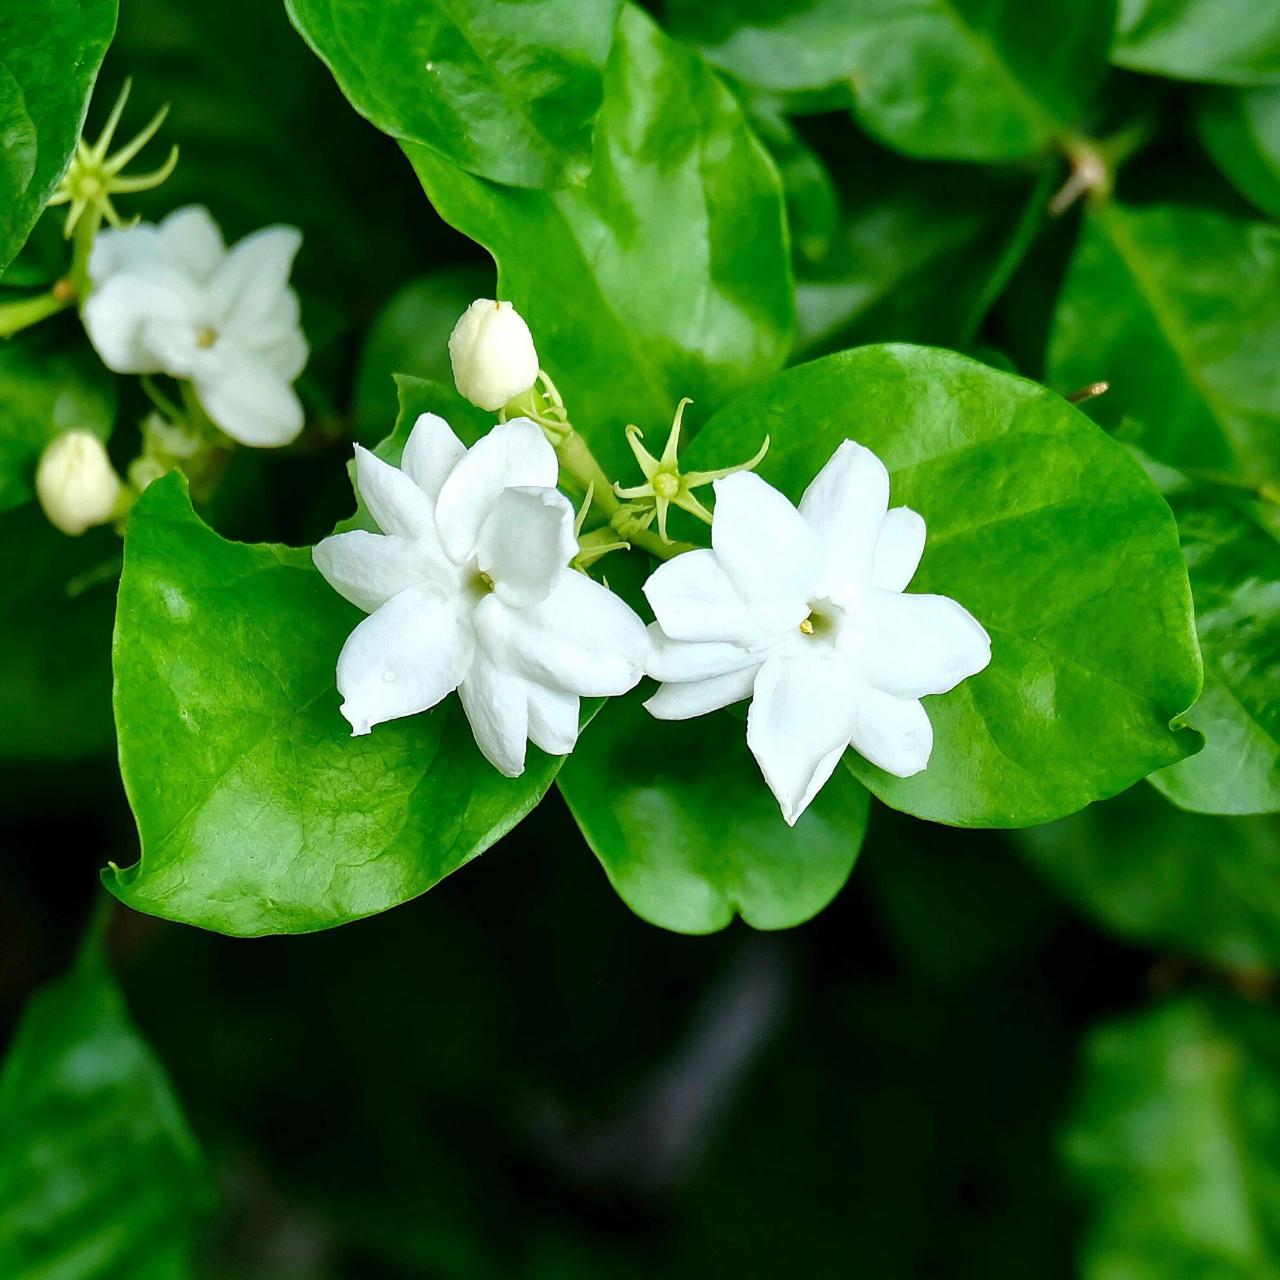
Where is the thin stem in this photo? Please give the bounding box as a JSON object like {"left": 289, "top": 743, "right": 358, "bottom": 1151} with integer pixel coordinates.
{"left": 0, "top": 288, "right": 73, "bottom": 338}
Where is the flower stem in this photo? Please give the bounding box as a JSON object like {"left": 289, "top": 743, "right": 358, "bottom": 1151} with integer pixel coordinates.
{"left": 0, "top": 286, "right": 74, "bottom": 338}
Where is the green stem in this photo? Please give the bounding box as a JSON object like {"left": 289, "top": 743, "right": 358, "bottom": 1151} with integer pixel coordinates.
{"left": 0, "top": 287, "right": 73, "bottom": 338}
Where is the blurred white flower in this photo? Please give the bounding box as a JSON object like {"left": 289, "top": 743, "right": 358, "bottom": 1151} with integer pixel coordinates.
{"left": 643, "top": 441, "right": 991, "bottom": 825}
{"left": 313, "top": 414, "right": 648, "bottom": 775}
{"left": 449, "top": 298, "right": 539, "bottom": 412}
{"left": 83, "top": 206, "right": 308, "bottom": 447}
{"left": 35, "top": 431, "right": 123, "bottom": 536}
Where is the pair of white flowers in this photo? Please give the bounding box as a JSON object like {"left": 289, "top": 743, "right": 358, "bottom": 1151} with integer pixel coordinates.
{"left": 314, "top": 414, "right": 990, "bottom": 825}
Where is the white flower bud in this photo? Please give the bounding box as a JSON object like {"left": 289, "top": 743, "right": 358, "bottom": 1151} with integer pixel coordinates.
{"left": 448, "top": 299, "right": 539, "bottom": 412}
{"left": 35, "top": 431, "right": 123, "bottom": 536}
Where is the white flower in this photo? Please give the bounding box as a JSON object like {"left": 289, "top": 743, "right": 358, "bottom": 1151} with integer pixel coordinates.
{"left": 642, "top": 441, "right": 991, "bottom": 825}
{"left": 35, "top": 431, "right": 123, "bottom": 536}
{"left": 83, "top": 206, "right": 308, "bottom": 448}
{"left": 313, "top": 414, "right": 648, "bottom": 775}
{"left": 448, "top": 299, "right": 539, "bottom": 412}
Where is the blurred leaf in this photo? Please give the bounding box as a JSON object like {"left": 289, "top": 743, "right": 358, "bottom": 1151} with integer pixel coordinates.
{"left": 0, "top": 942, "right": 212, "bottom": 1278}
{"left": 0, "top": 0, "right": 116, "bottom": 273}
{"left": 745, "top": 106, "right": 839, "bottom": 265}
{"left": 0, "top": 318, "right": 116, "bottom": 514}
{"left": 1151, "top": 491, "right": 1280, "bottom": 815}
{"left": 107, "top": 474, "right": 567, "bottom": 936}
{"left": 286, "top": 0, "right": 621, "bottom": 189}
{"left": 1019, "top": 785, "right": 1280, "bottom": 971}
{"left": 408, "top": 4, "right": 793, "bottom": 476}
{"left": 353, "top": 264, "right": 490, "bottom": 444}
{"left": 1113, "top": 0, "right": 1280, "bottom": 86}
{"left": 1066, "top": 992, "right": 1280, "bottom": 1278}
{"left": 686, "top": 344, "right": 1202, "bottom": 827}
{"left": 1196, "top": 86, "right": 1280, "bottom": 220}
{"left": 1048, "top": 202, "right": 1280, "bottom": 486}
{"left": 558, "top": 690, "right": 869, "bottom": 933}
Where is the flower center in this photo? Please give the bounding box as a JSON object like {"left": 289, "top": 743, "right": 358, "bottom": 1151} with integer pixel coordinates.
{"left": 195, "top": 326, "right": 218, "bottom": 349}
{"left": 467, "top": 568, "right": 496, "bottom": 599}
{"left": 799, "top": 601, "right": 839, "bottom": 639}
{"left": 652, "top": 470, "right": 680, "bottom": 500}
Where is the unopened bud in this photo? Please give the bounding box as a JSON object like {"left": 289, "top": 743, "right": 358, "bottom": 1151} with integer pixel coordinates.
{"left": 448, "top": 299, "right": 539, "bottom": 412}
{"left": 35, "top": 431, "right": 123, "bottom": 536}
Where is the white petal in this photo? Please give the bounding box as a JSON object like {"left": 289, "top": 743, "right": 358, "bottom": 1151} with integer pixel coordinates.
{"left": 254, "top": 308, "right": 308, "bottom": 382}
{"left": 434, "top": 418, "right": 557, "bottom": 563}
{"left": 194, "top": 351, "right": 303, "bottom": 447}
{"left": 526, "top": 681, "right": 581, "bottom": 757}
{"left": 156, "top": 206, "right": 226, "bottom": 280}
{"left": 352, "top": 445, "right": 437, "bottom": 541}
{"left": 848, "top": 687, "right": 933, "bottom": 778}
{"left": 82, "top": 271, "right": 201, "bottom": 373}
{"left": 477, "top": 486, "right": 576, "bottom": 607}
{"left": 88, "top": 222, "right": 162, "bottom": 280}
{"left": 208, "top": 225, "right": 302, "bottom": 334}
{"left": 312, "top": 530, "right": 445, "bottom": 614}
{"left": 746, "top": 652, "right": 858, "bottom": 826}
{"left": 642, "top": 547, "right": 763, "bottom": 647}
{"left": 799, "top": 439, "right": 891, "bottom": 593}
{"left": 853, "top": 589, "right": 992, "bottom": 699}
{"left": 712, "top": 472, "right": 819, "bottom": 634}
{"left": 476, "top": 572, "right": 646, "bottom": 697}
{"left": 871, "top": 507, "right": 926, "bottom": 592}
{"left": 400, "top": 413, "right": 466, "bottom": 500}
{"left": 336, "top": 587, "right": 472, "bottom": 735}
{"left": 458, "top": 654, "right": 528, "bottom": 776}
{"left": 644, "top": 666, "right": 759, "bottom": 720}
{"left": 645, "top": 622, "right": 758, "bottom": 683}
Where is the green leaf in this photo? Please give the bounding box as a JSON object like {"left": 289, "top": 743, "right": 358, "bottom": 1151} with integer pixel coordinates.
{"left": 285, "top": 0, "right": 620, "bottom": 189}
{"left": 1066, "top": 993, "right": 1280, "bottom": 1279}
{"left": 0, "top": 0, "right": 116, "bottom": 273}
{"left": 1018, "top": 785, "right": 1280, "bottom": 971}
{"left": 558, "top": 691, "right": 869, "bottom": 934}
{"left": 1048, "top": 202, "right": 1280, "bottom": 487}
{"left": 107, "top": 473, "right": 568, "bottom": 936}
{"left": 1196, "top": 86, "right": 1280, "bottom": 220}
{"left": 407, "top": 4, "right": 793, "bottom": 476}
{"left": 1113, "top": 0, "right": 1280, "bottom": 86}
{"left": 0, "top": 944, "right": 212, "bottom": 1278}
{"left": 1150, "top": 491, "right": 1280, "bottom": 815}
{"left": 685, "top": 344, "right": 1202, "bottom": 827}
{"left": 671, "top": 0, "right": 1114, "bottom": 161}
{"left": 0, "top": 319, "right": 116, "bottom": 514}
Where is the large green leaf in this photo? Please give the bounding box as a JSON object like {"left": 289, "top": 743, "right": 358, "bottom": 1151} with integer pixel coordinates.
{"left": 286, "top": 0, "right": 620, "bottom": 189}
{"left": 1066, "top": 993, "right": 1280, "bottom": 1279}
{"left": 685, "top": 344, "right": 1201, "bottom": 827}
{"left": 1150, "top": 490, "right": 1280, "bottom": 815}
{"left": 0, "top": 0, "right": 116, "bottom": 273}
{"left": 1018, "top": 785, "right": 1280, "bottom": 970}
{"left": 558, "top": 691, "right": 869, "bottom": 934}
{"left": 0, "top": 319, "right": 116, "bottom": 513}
{"left": 1113, "top": 0, "right": 1280, "bottom": 86}
{"left": 672, "top": 0, "right": 1114, "bottom": 161}
{"left": 1048, "top": 202, "right": 1280, "bottom": 487}
{"left": 107, "top": 473, "right": 567, "bottom": 936}
{"left": 0, "top": 943, "right": 212, "bottom": 1278}
{"left": 1196, "top": 86, "right": 1280, "bottom": 220}
{"left": 407, "top": 4, "right": 792, "bottom": 476}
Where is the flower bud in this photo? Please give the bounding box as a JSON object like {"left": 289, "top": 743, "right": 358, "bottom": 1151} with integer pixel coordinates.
{"left": 35, "top": 431, "right": 123, "bottom": 536}
{"left": 448, "top": 299, "right": 539, "bottom": 412}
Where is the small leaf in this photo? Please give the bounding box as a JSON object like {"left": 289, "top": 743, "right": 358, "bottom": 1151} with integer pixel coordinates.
{"left": 1196, "top": 85, "right": 1280, "bottom": 220}
{"left": 1112, "top": 0, "right": 1280, "bottom": 86}
{"left": 1049, "top": 201, "right": 1280, "bottom": 487}
{"left": 285, "top": 0, "right": 621, "bottom": 189}
{"left": 686, "top": 344, "right": 1202, "bottom": 827}
{"left": 0, "top": 944, "right": 212, "bottom": 1278}
{"left": 558, "top": 692, "right": 869, "bottom": 934}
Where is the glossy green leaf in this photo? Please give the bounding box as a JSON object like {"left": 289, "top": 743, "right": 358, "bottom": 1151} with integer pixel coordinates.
{"left": 107, "top": 473, "right": 568, "bottom": 936}
{"left": 286, "top": 0, "right": 619, "bottom": 189}
{"left": 686, "top": 344, "right": 1202, "bottom": 827}
{"left": 0, "top": 319, "right": 116, "bottom": 514}
{"left": 1049, "top": 202, "right": 1280, "bottom": 487}
{"left": 558, "top": 691, "right": 869, "bottom": 934}
{"left": 1113, "top": 0, "right": 1280, "bottom": 86}
{"left": 1196, "top": 86, "right": 1280, "bottom": 220}
{"left": 672, "top": 0, "right": 1114, "bottom": 161}
{"left": 1019, "top": 785, "right": 1280, "bottom": 970}
{"left": 1066, "top": 993, "right": 1280, "bottom": 1279}
{"left": 0, "top": 944, "right": 212, "bottom": 1278}
{"left": 1150, "top": 491, "right": 1280, "bottom": 815}
{"left": 0, "top": 0, "right": 116, "bottom": 273}
{"left": 408, "top": 4, "right": 792, "bottom": 476}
